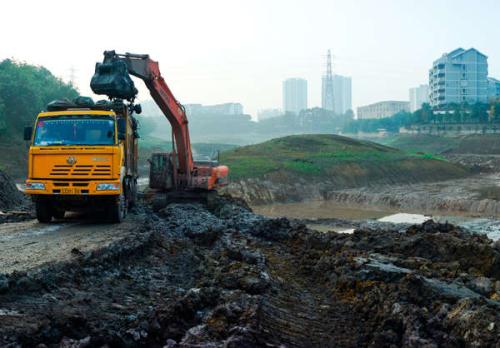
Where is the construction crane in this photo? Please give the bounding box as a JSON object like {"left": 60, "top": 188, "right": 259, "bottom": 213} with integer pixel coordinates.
{"left": 91, "top": 51, "right": 228, "bottom": 206}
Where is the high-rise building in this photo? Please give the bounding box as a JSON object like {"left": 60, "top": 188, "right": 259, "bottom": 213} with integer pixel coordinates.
{"left": 429, "top": 48, "right": 488, "bottom": 108}
{"left": 282, "top": 78, "right": 308, "bottom": 115}
{"left": 357, "top": 101, "right": 410, "bottom": 120}
{"left": 409, "top": 84, "right": 429, "bottom": 112}
{"left": 321, "top": 50, "right": 351, "bottom": 115}
{"left": 322, "top": 50, "right": 334, "bottom": 111}
{"left": 323, "top": 74, "right": 352, "bottom": 115}
{"left": 488, "top": 77, "right": 500, "bottom": 100}
{"left": 333, "top": 74, "right": 352, "bottom": 115}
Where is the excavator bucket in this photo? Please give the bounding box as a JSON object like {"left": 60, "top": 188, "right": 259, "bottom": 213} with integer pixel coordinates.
{"left": 90, "top": 59, "right": 138, "bottom": 100}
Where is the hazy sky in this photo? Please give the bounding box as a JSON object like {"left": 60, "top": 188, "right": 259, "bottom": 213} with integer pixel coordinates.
{"left": 2, "top": 0, "right": 500, "bottom": 118}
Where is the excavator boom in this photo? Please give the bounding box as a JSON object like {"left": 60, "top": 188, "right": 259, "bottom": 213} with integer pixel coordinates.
{"left": 90, "top": 50, "right": 228, "bottom": 194}
{"left": 100, "top": 51, "right": 193, "bottom": 187}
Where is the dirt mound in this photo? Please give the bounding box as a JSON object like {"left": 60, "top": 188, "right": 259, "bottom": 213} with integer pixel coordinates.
{"left": 0, "top": 170, "right": 23, "bottom": 211}
{"left": 0, "top": 199, "right": 498, "bottom": 347}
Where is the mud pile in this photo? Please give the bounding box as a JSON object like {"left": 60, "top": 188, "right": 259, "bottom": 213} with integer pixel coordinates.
{"left": 0, "top": 170, "right": 23, "bottom": 211}
{"left": 0, "top": 199, "right": 498, "bottom": 347}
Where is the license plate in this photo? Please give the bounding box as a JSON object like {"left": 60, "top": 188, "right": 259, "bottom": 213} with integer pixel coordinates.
{"left": 61, "top": 188, "right": 80, "bottom": 194}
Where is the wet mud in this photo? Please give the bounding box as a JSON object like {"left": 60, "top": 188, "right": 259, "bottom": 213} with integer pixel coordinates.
{"left": 0, "top": 197, "right": 498, "bottom": 347}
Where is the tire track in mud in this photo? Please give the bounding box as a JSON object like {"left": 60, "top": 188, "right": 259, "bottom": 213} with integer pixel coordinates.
{"left": 259, "top": 245, "right": 363, "bottom": 347}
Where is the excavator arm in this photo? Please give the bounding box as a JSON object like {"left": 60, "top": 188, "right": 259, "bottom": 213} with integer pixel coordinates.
{"left": 91, "top": 50, "right": 228, "bottom": 194}
{"left": 94, "top": 51, "right": 194, "bottom": 187}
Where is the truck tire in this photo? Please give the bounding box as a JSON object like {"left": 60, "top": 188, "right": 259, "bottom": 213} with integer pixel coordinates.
{"left": 36, "top": 199, "right": 53, "bottom": 223}
{"left": 53, "top": 209, "right": 65, "bottom": 220}
{"left": 109, "top": 193, "right": 127, "bottom": 223}
{"left": 126, "top": 177, "right": 138, "bottom": 209}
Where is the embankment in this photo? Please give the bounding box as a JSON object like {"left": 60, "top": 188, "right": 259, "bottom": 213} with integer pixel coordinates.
{"left": 222, "top": 134, "right": 471, "bottom": 205}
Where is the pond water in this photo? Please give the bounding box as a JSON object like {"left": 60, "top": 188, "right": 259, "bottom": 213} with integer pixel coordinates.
{"left": 253, "top": 201, "right": 394, "bottom": 220}
{"left": 253, "top": 200, "right": 500, "bottom": 241}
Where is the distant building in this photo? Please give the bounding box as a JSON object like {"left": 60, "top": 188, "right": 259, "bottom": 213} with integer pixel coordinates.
{"left": 333, "top": 74, "right": 352, "bottom": 115}
{"left": 429, "top": 48, "right": 488, "bottom": 108}
{"left": 322, "top": 74, "right": 352, "bottom": 114}
{"left": 488, "top": 77, "right": 500, "bottom": 100}
{"left": 184, "top": 103, "right": 244, "bottom": 116}
{"left": 409, "top": 84, "right": 429, "bottom": 112}
{"left": 357, "top": 101, "right": 410, "bottom": 120}
{"left": 257, "top": 108, "right": 282, "bottom": 121}
{"left": 283, "top": 78, "right": 308, "bottom": 115}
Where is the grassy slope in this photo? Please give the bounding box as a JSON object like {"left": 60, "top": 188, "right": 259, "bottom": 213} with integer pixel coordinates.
{"left": 381, "top": 134, "right": 500, "bottom": 155}
{"left": 221, "top": 134, "right": 469, "bottom": 187}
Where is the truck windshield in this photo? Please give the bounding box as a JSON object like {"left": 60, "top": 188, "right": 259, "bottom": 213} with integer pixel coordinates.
{"left": 33, "top": 116, "right": 116, "bottom": 146}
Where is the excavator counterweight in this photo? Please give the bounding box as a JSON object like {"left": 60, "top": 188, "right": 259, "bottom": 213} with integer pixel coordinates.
{"left": 91, "top": 51, "right": 228, "bottom": 207}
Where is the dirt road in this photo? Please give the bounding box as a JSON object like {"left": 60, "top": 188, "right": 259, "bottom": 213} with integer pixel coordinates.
{"left": 0, "top": 216, "right": 141, "bottom": 274}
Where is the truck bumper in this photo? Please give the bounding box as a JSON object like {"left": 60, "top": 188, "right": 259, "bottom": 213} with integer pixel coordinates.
{"left": 24, "top": 179, "right": 122, "bottom": 196}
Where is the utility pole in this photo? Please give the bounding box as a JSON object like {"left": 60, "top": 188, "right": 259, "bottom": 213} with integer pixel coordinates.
{"left": 322, "top": 49, "right": 334, "bottom": 111}
{"left": 69, "top": 66, "right": 76, "bottom": 87}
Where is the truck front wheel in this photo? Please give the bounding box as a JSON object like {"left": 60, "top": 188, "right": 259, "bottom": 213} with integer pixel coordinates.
{"left": 109, "top": 193, "right": 127, "bottom": 223}
{"left": 36, "top": 199, "right": 53, "bottom": 223}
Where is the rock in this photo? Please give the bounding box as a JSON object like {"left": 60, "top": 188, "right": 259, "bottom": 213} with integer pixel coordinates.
{"left": 163, "top": 338, "right": 177, "bottom": 348}
{"left": 58, "top": 336, "right": 91, "bottom": 348}
{"left": 468, "top": 277, "right": 493, "bottom": 295}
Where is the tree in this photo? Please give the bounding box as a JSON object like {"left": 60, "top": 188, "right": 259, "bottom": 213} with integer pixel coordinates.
{"left": 0, "top": 59, "right": 78, "bottom": 139}
{"left": 470, "top": 102, "right": 488, "bottom": 123}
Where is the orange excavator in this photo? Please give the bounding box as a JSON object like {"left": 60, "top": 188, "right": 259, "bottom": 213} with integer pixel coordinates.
{"left": 91, "top": 51, "right": 228, "bottom": 207}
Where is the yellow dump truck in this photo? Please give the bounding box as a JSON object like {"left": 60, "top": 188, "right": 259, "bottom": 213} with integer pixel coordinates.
{"left": 24, "top": 98, "right": 139, "bottom": 223}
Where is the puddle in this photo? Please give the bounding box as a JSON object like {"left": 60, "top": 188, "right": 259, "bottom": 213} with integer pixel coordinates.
{"left": 378, "top": 213, "right": 431, "bottom": 224}
{"left": 253, "top": 201, "right": 393, "bottom": 220}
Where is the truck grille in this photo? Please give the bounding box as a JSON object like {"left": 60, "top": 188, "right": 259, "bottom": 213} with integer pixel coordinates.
{"left": 50, "top": 164, "right": 111, "bottom": 177}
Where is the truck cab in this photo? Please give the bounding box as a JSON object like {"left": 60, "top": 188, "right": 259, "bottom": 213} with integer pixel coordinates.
{"left": 24, "top": 98, "right": 139, "bottom": 223}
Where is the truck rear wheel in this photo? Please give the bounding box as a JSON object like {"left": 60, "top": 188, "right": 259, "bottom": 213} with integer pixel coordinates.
{"left": 36, "top": 199, "right": 53, "bottom": 223}
{"left": 126, "top": 177, "right": 138, "bottom": 209}
{"left": 109, "top": 193, "right": 127, "bottom": 223}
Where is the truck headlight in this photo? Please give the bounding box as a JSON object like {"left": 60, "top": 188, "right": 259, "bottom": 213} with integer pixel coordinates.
{"left": 96, "top": 183, "right": 120, "bottom": 191}
{"left": 26, "top": 182, "right": 45, "bottom": 190}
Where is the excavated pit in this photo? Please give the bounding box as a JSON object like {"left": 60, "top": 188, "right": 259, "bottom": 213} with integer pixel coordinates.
{"left": 0, "top": 197, "right": 498, "bottom": 347}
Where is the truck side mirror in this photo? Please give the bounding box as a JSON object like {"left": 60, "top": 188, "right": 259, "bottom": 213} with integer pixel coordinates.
{"left": 24, "top": 126, "right": 33, "bottom": 141}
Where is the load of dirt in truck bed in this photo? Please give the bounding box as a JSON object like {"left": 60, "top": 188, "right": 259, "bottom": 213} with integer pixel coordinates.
{"left": 0, "top": 197, "right": 498, "bottom": 347}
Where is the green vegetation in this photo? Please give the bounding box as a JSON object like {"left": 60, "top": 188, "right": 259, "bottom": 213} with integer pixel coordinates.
{"left": 344, "top": 101, "right": 500, "bottom": 135}
{"left": 378, "top": 133, "right": 500, "bottom": 155}
{"left": 344, "top": 111, "right": 414, "bottom": 134}
{"left": 0, "top": 59, "right": 78, "bottom": 178}
{"left": 221, "top": 134, "right": 469, "bottom": 186}
{"left": 0, "top": 59, "right": 78, "bottom": 136}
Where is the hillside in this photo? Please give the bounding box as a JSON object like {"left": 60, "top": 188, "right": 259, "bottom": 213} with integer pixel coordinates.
{"left": 221, "top": 134, "right": 469, "bottom": 188}
{"left": 381, "top": 134, "right": 500, "bottom": 155}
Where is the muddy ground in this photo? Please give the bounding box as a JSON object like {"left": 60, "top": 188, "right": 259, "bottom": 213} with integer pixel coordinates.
{"left": 0, "top": 170, "right": 25, "bottom": 211}
{"left": 0, "top": 197, "right": 498, "bottom": 347}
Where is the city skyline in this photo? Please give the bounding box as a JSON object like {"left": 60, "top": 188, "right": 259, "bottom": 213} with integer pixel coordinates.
{"left": 2, "top": 0, "right": 500, "bottom": 118}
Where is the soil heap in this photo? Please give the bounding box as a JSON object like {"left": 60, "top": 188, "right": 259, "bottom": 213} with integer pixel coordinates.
{"left": 0, "top": 197, "right": 498, "bottom": 347}
{"left": 0, "top": 170, "right": 23, "bottom": 211}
